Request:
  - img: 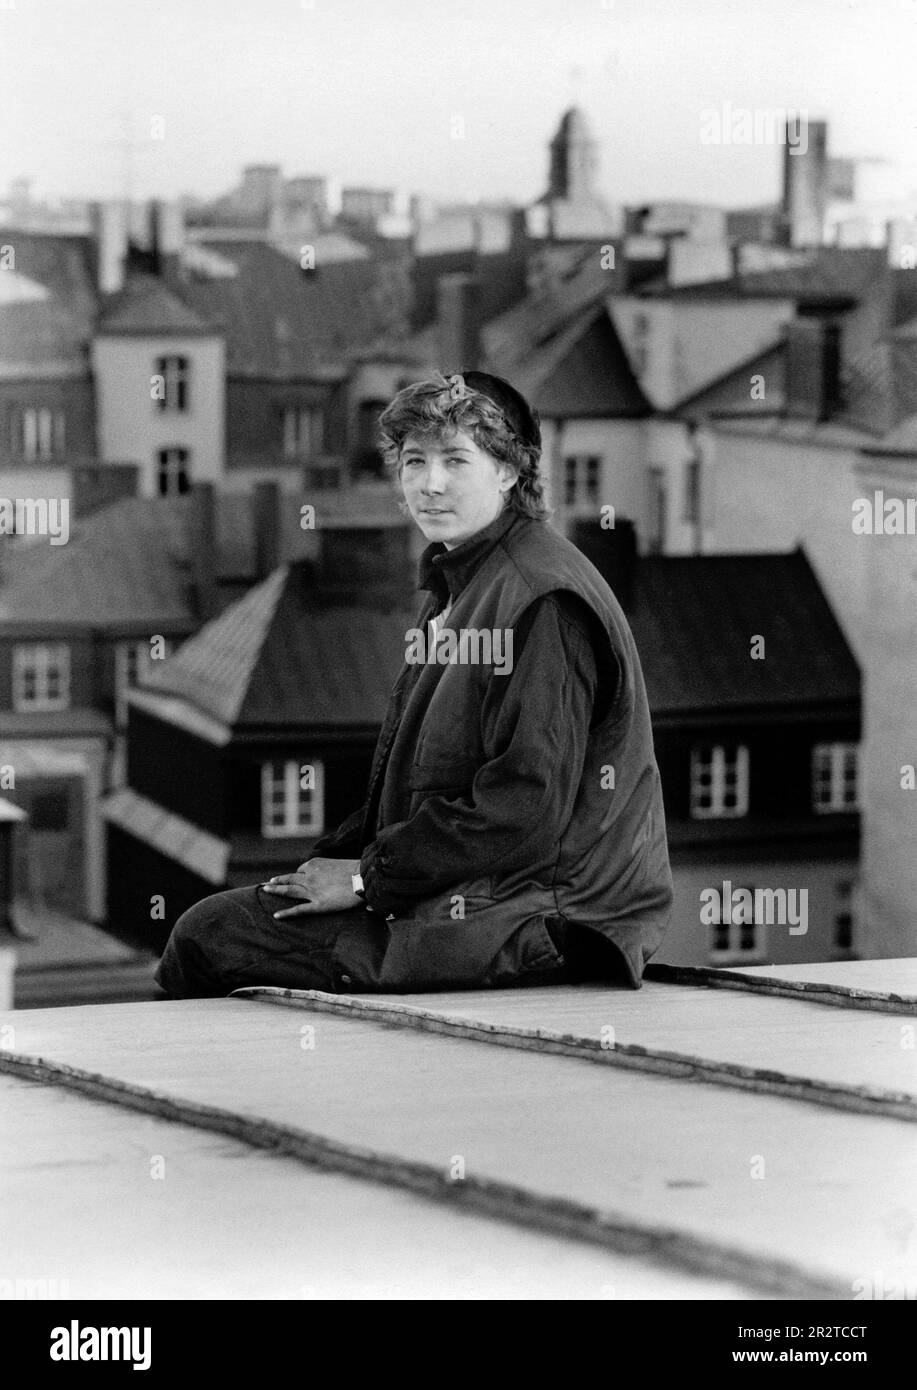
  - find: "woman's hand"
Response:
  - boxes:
[260,858,363,918]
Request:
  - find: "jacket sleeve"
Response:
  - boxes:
[309,804,366,860]
[358,591,611,917]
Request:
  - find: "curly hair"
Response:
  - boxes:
[377,371,551,521]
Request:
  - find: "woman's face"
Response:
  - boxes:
[399,428,517,549]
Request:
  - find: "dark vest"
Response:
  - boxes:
[364,513,673,989]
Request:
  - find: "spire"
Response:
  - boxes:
[547,106,600,204]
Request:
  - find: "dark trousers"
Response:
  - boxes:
[155,886,394,999]
[155,886,592,1000]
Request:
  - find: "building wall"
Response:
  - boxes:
[0,464,71,504]
[1,736,108,921]
[657,855,860,967]
[91,335,225,494]
[0,632,96,710]
[540,418,646,537]
[654,718,860,824]
[610,298,793,410]
[700,425,867,657]
[854,451,917,958]
[641,417,706,554]
[226,736,375,842]
[225,378,345,474]
[0,376,96,475]
[106,824,212,951]
[126,707,227,836]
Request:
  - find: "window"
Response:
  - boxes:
[155,356,190,411]
[563,455,601,507]
[282,405,324,460]
[690,744,750,819]
[12,643,71,712]
[115,638,173,727]
[708,885,766,962]
[157,447,190,496]
[812,743,859,813]
[14,406,65,461]
[261,759,325,838]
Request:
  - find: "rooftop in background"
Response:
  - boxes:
[136,560,415,732]
[0,486,408,633]
[129,536,858,738]
[0,228,96,372]
[96,272,215,336]
[172,237,412,375]
[637,246,889,306]
[627,547,859,719]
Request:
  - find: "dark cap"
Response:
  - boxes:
[458,370,541,450]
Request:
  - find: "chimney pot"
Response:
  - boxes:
[784,316,842,422]
[90,200,128,295]
[436,272,481,371]
[253,481,282,580]
[189,481,219,620]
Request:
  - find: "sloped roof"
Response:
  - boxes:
[141,561,415,730]
[96,272,216,335]
[484,245,624,363]
[135,540,857,738]
[638,247,887,304]
[140,566,289,724]
[487,305,649,417]
[630,548,859,716]
[0,493,261,630]
[0,229,97,371]
[838,335,917,436]
[676,340,786,418]
[174,238,411,375]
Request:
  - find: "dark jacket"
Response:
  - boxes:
[312,507,673,990]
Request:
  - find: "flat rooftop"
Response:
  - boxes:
[1,959,915,1300]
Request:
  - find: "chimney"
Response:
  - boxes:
[150,199,185,277]
[90,200,128,294]
[784,316,842,422]
[781,118,828,248]
[316,525,414,606]
[238,164,283,220]
[571,516,638,610]
[189,481,219,621]
[436,272,481,371]
[252,481,282,580]
[69,462,140,518]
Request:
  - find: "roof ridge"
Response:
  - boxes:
[141,565,291,725]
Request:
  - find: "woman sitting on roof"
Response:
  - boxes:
[156,370,672,998]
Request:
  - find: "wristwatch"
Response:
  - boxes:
[351,872,365,899]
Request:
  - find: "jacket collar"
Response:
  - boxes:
[417,506,521,602]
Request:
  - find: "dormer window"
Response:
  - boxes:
[812,743,859,813]
[690,744,749,819]
[12,643,71,712]
[261,759,325,837]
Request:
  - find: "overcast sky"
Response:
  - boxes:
[1,0,914,210]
